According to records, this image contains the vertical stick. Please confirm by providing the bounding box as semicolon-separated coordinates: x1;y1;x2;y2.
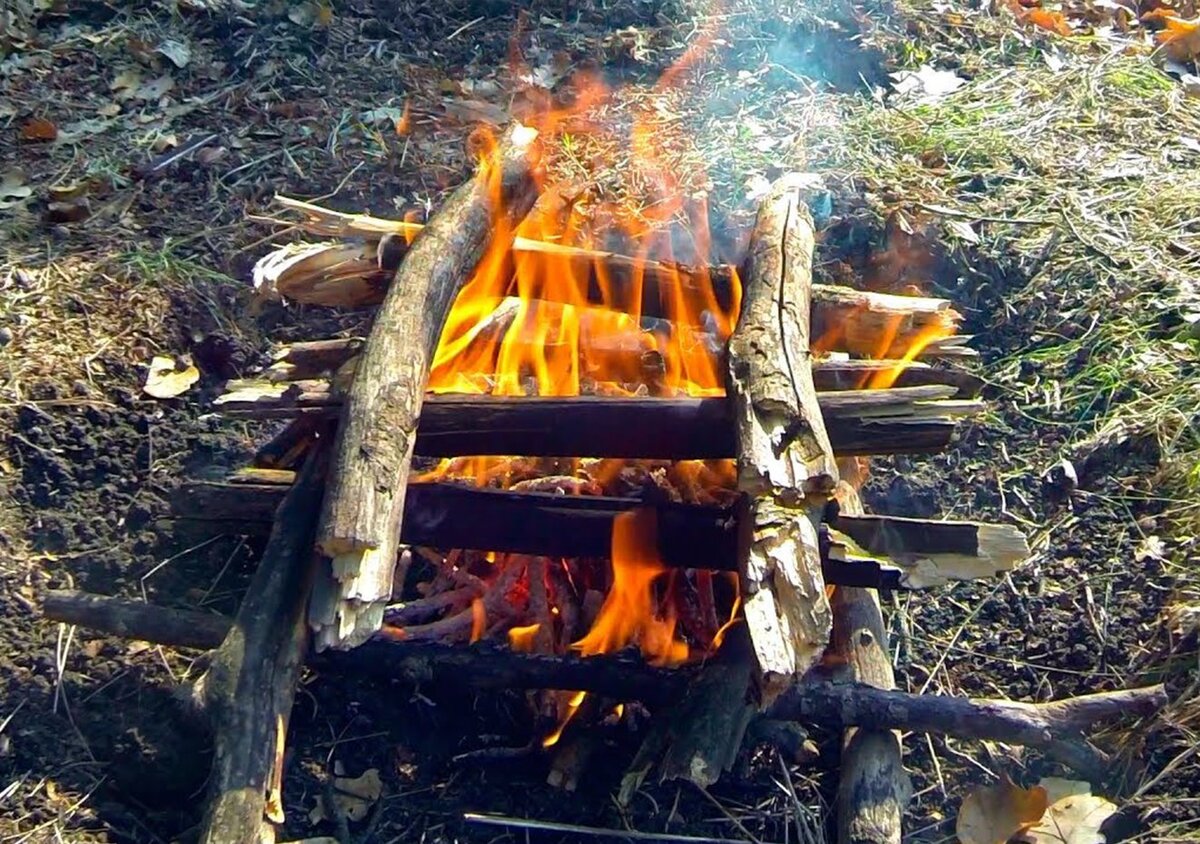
829;476;910;844
197;446;327;844
312;125;542;648
726;174;838;702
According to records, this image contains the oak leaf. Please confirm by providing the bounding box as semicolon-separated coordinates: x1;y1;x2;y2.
144;356;200;398
1020;780;1117;844
957;777;1049;844
19;117;57;142
1154;15;1200;62
1024;8;1074;35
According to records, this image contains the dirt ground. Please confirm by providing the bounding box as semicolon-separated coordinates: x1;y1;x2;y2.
1;0;1198;842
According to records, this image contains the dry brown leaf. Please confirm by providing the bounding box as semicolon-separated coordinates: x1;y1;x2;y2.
1024;8;1074;35
1020;782;1118;844
144;355;200;398
957;777;1049;844
19;117;57;142
308;768;382;824
1155;15;1200;62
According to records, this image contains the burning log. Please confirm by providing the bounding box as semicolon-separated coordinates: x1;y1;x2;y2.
264;336;984;398
727;175;837;700
313;123;543;650
253;197;960;360
827;480;908;844
170;477;1027;589
41;588;1167;778
194;445;327;844
169;476;1026;588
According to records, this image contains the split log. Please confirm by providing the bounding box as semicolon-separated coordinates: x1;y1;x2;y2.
169;479;1026;588
726;174;837;700
313;123;543;650
196;445;327;844
254;197;961;359
262;335;984;398
827;480;909;844
37;590;1169;776
828;507;1029;588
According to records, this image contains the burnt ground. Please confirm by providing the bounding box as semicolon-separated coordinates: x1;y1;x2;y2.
2;0;1198;842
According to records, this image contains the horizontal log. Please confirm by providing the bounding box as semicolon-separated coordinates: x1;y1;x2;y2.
43;590;231;650
215;394;961;459
266;337;983;399
40;588;1166;775
169;479;1024;588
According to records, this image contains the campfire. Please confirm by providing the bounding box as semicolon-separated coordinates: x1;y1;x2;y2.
41;36;1172;844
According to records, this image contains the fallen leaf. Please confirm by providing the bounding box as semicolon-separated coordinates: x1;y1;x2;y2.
135;74;175;102
1024;8;1074;35
947;219;981;244
156;38;191;68
288;1;333;28
97;102;122;117
308;769;382;824
957;777;1049;844
0;170;32;208
144;355;200;398
19;117;57;142
1021;783;1117;844
891;65;967;103
1155;15;1200;63
111;68;143;101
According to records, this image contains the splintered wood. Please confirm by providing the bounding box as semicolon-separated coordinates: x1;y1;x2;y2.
726;175;838;702
311;124;542;649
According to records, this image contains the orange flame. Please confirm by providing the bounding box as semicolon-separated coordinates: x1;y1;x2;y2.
508;623;540;652
865;319;957;390
572;509;688;666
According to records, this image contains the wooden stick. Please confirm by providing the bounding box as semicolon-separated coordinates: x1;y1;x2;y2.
313;124;542;650
727;175;837;700
43;590;230;650
264;336;984;398
828;480;908;844
36;589;1168;777
169;479;1025;588
765;682;1168;761
196;446;326;844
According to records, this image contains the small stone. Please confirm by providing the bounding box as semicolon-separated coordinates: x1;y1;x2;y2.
0;326;12;346
71;379;90;396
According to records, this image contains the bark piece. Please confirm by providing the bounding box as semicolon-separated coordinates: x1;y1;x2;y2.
726;175;838;701
313;124;542;649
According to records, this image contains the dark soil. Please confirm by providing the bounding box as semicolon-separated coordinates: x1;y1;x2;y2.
2;1;1195;842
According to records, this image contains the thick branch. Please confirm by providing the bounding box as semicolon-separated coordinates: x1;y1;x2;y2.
197;446;326;844
35;587;1168;776
727;175;837;699
314;124;542;649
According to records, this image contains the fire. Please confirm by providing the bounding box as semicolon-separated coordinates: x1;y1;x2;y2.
865;319;957;390
574;509;688;666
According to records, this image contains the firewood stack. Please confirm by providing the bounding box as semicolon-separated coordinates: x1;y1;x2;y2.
41;126;1170;844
